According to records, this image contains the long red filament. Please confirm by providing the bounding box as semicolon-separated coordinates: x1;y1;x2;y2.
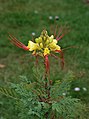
8;34;29;51
55;50;64;69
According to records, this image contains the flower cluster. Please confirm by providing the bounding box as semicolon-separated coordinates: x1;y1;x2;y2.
27;30;61;57
9;29;64;74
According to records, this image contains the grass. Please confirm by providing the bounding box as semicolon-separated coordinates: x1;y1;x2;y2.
0;0;89;118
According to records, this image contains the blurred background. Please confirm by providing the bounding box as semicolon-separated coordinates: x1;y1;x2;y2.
0;0;89;118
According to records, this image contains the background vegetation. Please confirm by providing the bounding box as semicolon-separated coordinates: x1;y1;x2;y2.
0;0;89;118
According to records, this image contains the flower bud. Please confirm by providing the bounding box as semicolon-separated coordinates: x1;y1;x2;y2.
45;39;50;45
49;38;53;43
35;37;42;43
40;43;43;48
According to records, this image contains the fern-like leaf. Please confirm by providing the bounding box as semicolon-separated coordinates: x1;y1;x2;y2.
0;87;19;100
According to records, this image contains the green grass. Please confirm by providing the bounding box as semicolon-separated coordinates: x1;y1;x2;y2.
0;0;89;118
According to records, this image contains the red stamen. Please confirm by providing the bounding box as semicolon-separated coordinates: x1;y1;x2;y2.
55;50;64;69
56;26;63;40
56;25;69;41
8;34;29;51
51;54;59;59
56;33;65;41
62;46;78;51
54;25;58;37
8;37;23;48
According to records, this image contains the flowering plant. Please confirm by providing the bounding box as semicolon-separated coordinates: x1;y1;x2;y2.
0;28;86;119
9;29;64;74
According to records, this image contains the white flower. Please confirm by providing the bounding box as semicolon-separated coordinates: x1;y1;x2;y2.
74;87;80;91
83;87;87;91
49;16;53;20
55;16;59;20
32;32;36;36
62;93;66;96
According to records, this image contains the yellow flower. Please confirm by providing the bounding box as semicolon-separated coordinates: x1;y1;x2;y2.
27;30;61;55
27;41;39;51
48;39;61;51
44;48;50;56
10;30;61;58
55;45;61;51
9;28;65;74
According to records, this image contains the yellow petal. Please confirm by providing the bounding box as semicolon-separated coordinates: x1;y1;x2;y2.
55;45;61;50
49;39;61;51
27;41;39;51
44;48;50;56
49;40;57;50
50;35;54;39
52;39;57;44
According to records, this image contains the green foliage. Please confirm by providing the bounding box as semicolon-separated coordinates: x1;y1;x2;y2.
0;69;86;119
0;87;19;100
50;71;74;98
50;71;87;119
52;97;86;119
